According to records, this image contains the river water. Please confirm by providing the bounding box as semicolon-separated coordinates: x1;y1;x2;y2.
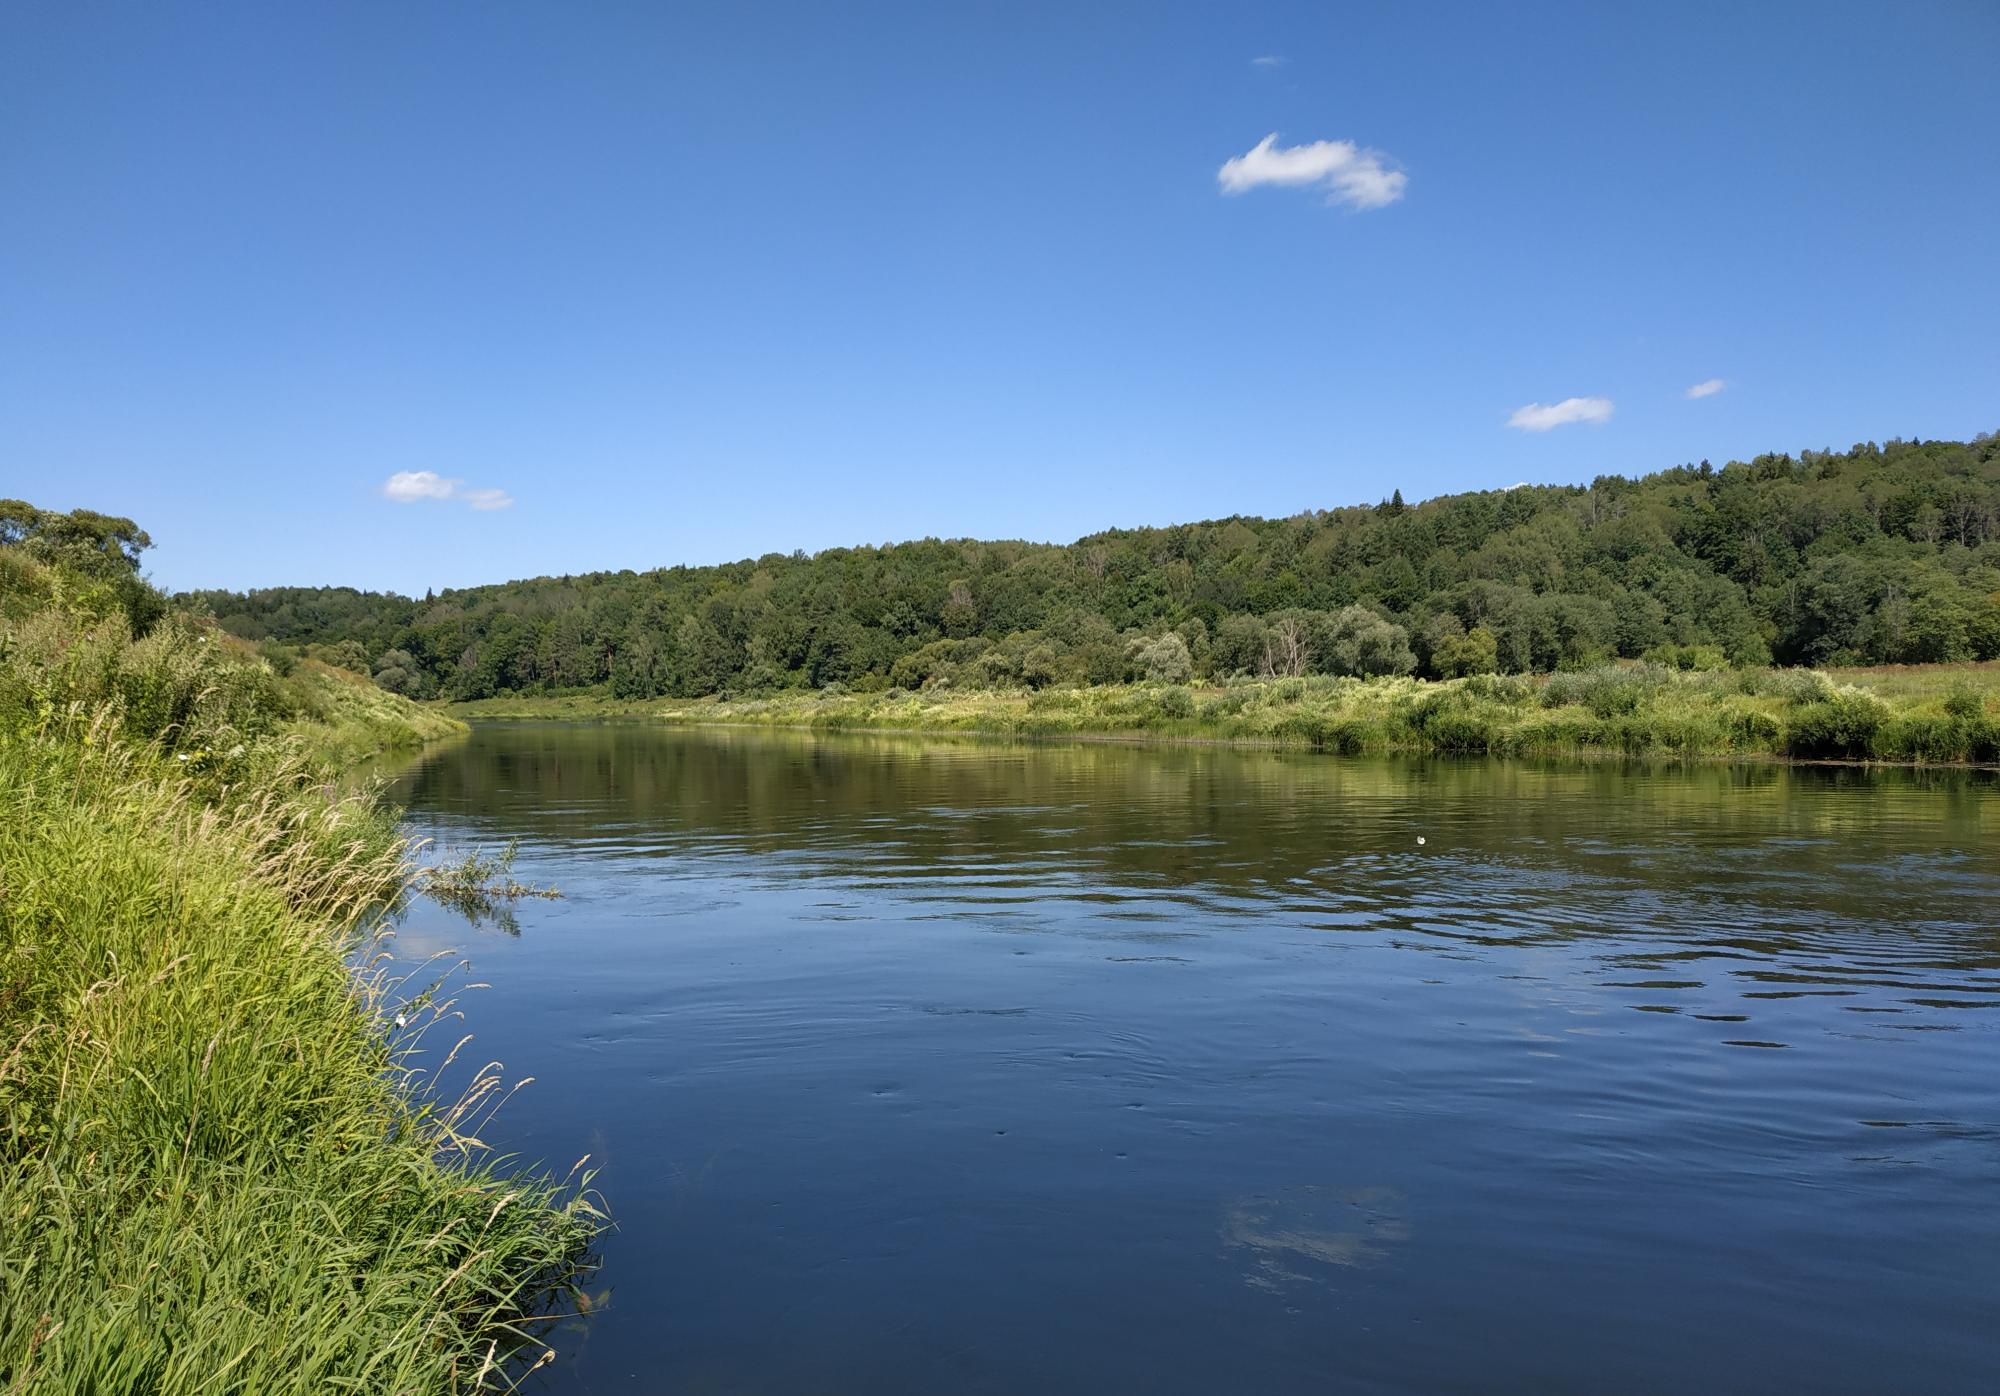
387;722;2000;1393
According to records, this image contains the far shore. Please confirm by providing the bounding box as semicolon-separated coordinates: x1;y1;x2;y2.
445;662;2000;771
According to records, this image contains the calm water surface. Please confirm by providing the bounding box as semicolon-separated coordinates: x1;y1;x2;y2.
387;723;2000;1393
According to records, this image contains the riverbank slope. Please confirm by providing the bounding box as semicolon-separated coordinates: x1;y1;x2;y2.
0;545;596;1393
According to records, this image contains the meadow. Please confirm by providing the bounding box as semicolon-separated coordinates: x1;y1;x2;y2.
454;661;2000;767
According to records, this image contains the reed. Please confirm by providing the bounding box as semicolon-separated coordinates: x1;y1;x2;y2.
590;663;2000;767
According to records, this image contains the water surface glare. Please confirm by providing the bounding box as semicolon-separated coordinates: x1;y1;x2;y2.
388;723;2000;1393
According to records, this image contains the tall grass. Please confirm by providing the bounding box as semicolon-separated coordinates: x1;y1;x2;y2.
598;663;2000;767
1;555;597;1393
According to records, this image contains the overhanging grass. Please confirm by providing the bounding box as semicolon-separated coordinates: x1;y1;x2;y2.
0;734;596;1392
1;550;594;1393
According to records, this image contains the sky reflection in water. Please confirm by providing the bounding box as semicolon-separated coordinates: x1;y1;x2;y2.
388;724;2000;1394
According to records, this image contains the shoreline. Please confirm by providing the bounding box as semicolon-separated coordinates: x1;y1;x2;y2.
460;713;2000;774
446;666;2000;774
1;549;598;1393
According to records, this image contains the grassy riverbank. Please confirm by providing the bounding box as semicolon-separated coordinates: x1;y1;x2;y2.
1;542;597;1392
455;662;2000;767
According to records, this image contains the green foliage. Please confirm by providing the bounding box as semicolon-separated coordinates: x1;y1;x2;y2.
1324;604;1418;677
1644;642;1730;672
1785;690;1889;759
0;529;594;1391
0;498;164;633
1942;684;1985;720
1541;663;1676;717
179;434;2000;701
447;657;2000;766
0;736;596;1393
1129;631;1194;684
419;838;562;933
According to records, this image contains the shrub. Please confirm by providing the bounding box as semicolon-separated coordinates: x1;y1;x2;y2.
1407;692;1498;753
1743;668;1835;704
1643;642;1730;672
1460;672;1532;704
1943;685;1985;721
257;637;298;677
1728;709;1784;751
1875;713;1967;764
1323;718;1379;755
1785;690;1887;758
1540;663;1674;717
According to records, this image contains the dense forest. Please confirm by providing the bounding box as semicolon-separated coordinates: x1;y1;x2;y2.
187;435;2000;702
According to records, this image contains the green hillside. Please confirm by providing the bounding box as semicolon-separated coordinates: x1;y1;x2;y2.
190;435;1999;702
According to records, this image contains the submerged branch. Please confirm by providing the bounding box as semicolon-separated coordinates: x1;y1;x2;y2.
419;838;562;928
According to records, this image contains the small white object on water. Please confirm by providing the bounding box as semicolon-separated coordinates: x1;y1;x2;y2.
394;1013;407;1028
1416;836;1426;846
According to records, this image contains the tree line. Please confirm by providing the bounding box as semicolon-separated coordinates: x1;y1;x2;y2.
181;434;2000;701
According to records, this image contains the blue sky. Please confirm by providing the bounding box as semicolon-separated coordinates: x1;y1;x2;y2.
4;1;1996;595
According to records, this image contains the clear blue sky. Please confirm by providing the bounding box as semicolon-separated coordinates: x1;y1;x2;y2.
4;1;1996;595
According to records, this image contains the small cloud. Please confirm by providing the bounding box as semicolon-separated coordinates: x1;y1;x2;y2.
382;470;455;502
1503;481;1531;491
1506;396;1614;432
382;470;514;510
1685;378;1726;399
1250;55;1286;68
1217;133;1407;210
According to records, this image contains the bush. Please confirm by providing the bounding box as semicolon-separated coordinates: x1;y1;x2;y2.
1742;668;1835;704
1539;663;1674;717
1875;714;1968;764
257;637;298;677
1728;709;1784;750
1425;710;1498;753
1323;717;1381;755
1643;642;1729;672
1943;685;1985;721
1407;692;1498;753
1785;690;1887;758
1460;672;1532;704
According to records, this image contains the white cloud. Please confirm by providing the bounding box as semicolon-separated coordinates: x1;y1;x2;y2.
1685;378;1726;399
382;470;455;502
1506;396;1614;432
1217;133;1407;210
381;470;514;510
1250;55;1286;67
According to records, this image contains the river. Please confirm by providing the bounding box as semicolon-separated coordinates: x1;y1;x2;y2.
387;722;2000;1393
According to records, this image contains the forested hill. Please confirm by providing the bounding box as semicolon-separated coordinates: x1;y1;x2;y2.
188;435;2000;701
